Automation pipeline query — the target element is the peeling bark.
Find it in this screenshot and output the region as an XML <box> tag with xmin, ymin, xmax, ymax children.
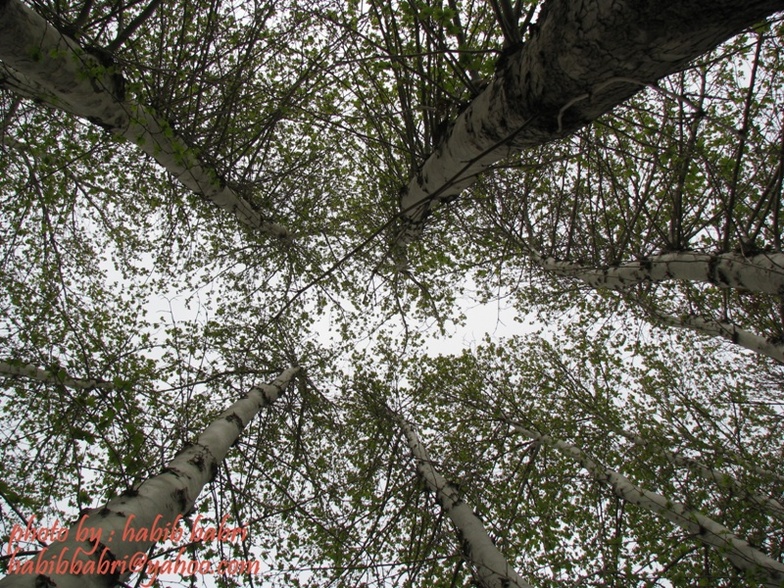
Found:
<box><xmin>0</xmin><ymin>360</ymin><xmax>115</xmax><ymax>391</ymax></box>
<box><xmin>537</xmin><ymin>251</ymin><xmax>784</xmax><ymax>295</ymax></box>
<box><xmin>505</xmin><ymin>418</ymin><xmax>784</xmax><ymax>587</ymax></box>
<box><xmin>396</xmin><ymin>414</ymin><xmax>531</xmax><ymax>588</ymax></box>
<box><xmin>0</xmin><ymin>0</ymin><xmax>289</xmax><ymax>239</ymax></box>
<box><xmin>398</xmin><ymin>0</ymin><xmax>784</xmax><ymax>245</ymax></box>
<box><xmin>0</xmin><ymin>367</ymin><xmax>300</xmax><ymax>588</ymax></box>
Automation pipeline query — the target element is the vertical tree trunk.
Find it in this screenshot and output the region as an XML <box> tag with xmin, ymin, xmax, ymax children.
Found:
<box><xmin>397</xmin><ymin>0</ymin><xmax>784</xmax><ymax>245</ymax></box>
<box><xmin>395</xmin><ymin>413</ymin><xmax>531</xmax><ymax>588</ymax></box>
<box><xmin>504</xmin><ymin>418</ymin><xmax>784</xmax><ymax>587</ymax></box>
<box><xmin>0</xmin><ymin>0</ymin><xmax>289</xmax><ymax>239</ymax></box>
<box><xmin>0</xmin><ymin>367</ymin><xmax>300</xmax><ymax>588</ymax></box>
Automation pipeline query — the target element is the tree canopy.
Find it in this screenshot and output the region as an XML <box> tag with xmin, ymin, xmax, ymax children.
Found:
<box><xmin>1</xmin><ymin>0</ymin><xmax>783</xmax><ymax>586</ymax></box>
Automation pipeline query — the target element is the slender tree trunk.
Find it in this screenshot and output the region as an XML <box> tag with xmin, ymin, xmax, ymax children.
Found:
<box><xmin>0</xmin><ymin>0</ymin><xmax>289</xmax><ymax>239</ymax></box>
<box><xmin>612</xmin><ymin>425</ymin><xmax>784</xmax><ymax>523</ymax></box>
<box><xmin>0</xmin><ymin>367</ymin><xmax>300</xmax><ymax>588</ymax></box>
<box><xmin>527</xmin><ymin>248</ymin><xmax>784</xmax><ymax>362</ymax></box>
<box><xmin>504</xmin><ymin>418</ymin><xmax>784</xmax><ymax>587</ymax></box>
<box><xmin>535</xmin><ymin>251</ymin><xmax>784</xmax><ymax>295</ymax></box>
<box><xmin>654</xmin><ymin>312</ymin><xmax>784</xmax><ymax>364</ymax></box>
<box><xmin>395</xmin><ymin>413</ymin><xmax>531</xmax><ymax>588</ymax></box>
<box><xmin>0</xmin><ymin>360</ymin><xmax>115</xmax><ymax>391</ymax></box>
<box><xmin>398</xmin><ymin>0</ymin><xmax>784</xmax><ymax>245</ymax></box>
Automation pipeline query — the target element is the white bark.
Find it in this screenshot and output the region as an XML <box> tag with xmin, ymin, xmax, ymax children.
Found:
<box><xmin>537</xmin><ymin>251</ymin><xmax>784</xmax><ymax>295</ymax></box>
<box><xmin>0</xmin><ymin>0</ymin><xmax>289</xmax><ymax>239</ymax></box>
<box><xmin>614</xmin><ymin>426</ymin><xmax>784</xmax><ymax>523</ymax></box>
<box><xmin>398</xmin><ymin>0</ymin><xmax>784</xmax><ymax>245</ymax></box>
<box><xmin>0</xmin><ymin>367</ymin><xmax>300</xmax><ymax>588</ymax></box>
<box><xmin>397</xmin><ymin>416</ymin><xmax>531</xmax><ymax>588</ymax></box>
<box><xmin>0</xmin><ymin>360</ymin><xmax>115</xmax><ymax>391</ymax></box>
<box><xmin>531</xmin><ymin>250</ymin><xmax>784</xmax><ymax>362</ymax></box>
<box><xmin>506</xmin><ymin>419</ymin><xmax>784</xmax><ymax>587</ymax></box>
<box><xmin>657</xmin><ymin>313</ymin><xmax>784</xmax><ymax>364</ymax></box>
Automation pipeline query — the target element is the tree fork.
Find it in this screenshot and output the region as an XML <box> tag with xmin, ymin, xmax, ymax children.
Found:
<box><xmin>0</xmin><ymin>367</ymin><xmax>300</xmax><ymax>588</ymax></box>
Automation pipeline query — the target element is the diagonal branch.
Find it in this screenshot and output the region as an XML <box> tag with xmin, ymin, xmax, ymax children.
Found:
<box><xmin>504</xmin><ymin>417</ymin><xmax>784</xmax><ymax>588</ymax></box>
<box><xmin>0</xmin><ymin>0</ymin><xmax>289</xmax><ymax>239</ymax></box>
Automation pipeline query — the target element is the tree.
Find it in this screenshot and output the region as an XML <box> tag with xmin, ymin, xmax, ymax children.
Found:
<box><xmin>0</xmin><ymin>0</ymin><xmax>291</xmax><ymax>238</ymax></box>
<box><xmin>0</xmin><ymin>368</ymin><xmax>299</xmax><ymax>588</ymax></box>
<box><xmin>1</xmin><ymin>0</ymin><xmax>784</xmax><ymax>586</ymax></box>
<box><xmin>396</xmin><ymin>0</ymin><xmax>784</xmax><ymax>245</ymax></box>
<box><xmin>393</xmin><ymin>409</ymin><xmax>530</xmax><ymax>588</ymax></box>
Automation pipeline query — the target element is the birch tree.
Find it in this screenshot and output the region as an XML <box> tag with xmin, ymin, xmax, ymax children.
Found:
<box><xmin>2</xmin><ymin>0</ymin><xmax>784</xmax><ymax>586</ymax></box>
<box><xmin>0</xmin><ymin>0</ymin><xmax>292</xmax><ymax>237</ymax></box>
<box><xmin>394</xmin><ymin>410</ymin><xmax>530</xmax><ymax>588</ymax></box>
<box><xmin>504</xmin><ymin>418</ymin><xmax>784</xmax><ymax>587</ymax></box>
<box><xmin>397</xmin><ymin>326</ymin><xmax>784</xmax><ymax>585</ymax></box>
<box><xmin>0</xmin><ymin>367</ymin><xmax>299</xmax><ymax>588</ymax></box>
<box><xmin>395</xmin><ymin>0</ymin><xmax>784</xmax><ymax>247</ymax></box>
<box><xmin>464</xmin><ymin>22</ymin><xmax>784</xmax><ymax>359</ymax></box>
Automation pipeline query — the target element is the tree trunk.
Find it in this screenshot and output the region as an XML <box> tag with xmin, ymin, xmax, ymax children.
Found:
<box><xmin>529</xmin><ymin>249</ymin><xmax>784</xmax><ymax>363</ymax></box>
<box><xmin>0</xmin><ymin>0</ymin><xmax>289</xmax><ymax>239</ymax></box>
<box><xmin>398</xmin><ymin>0</ymin><xmax>784</xmax><ymax>245</ymax></box>
<box><xmin>505</xmin><ymin>418</ymin><xmax>784</xmax><ymax>587</ymax></box>
<box><xmin>654</xmin><ymin>312</ymin><xmax>784</xmax><ymax>364</ymax></box>
<box><xmin>536</xmin><ymin>251</ymin><xmax>784</xmax><ymax>295</ymax></box>
<box><xmin>396</xmin><ymin>414</ymin><xmax>531</xmax><ymax>588</ymax></box>
<box><xmin>0</xmin><ymin>367</ymin><xmax>300</xmax><ymax>588</ymax></box>
<box><xmin>0</xmin><ymin>360</ymin><xmax>115</xmax><ymax>391</ymax></box>
<box><xmin>613</xmin><ymin>425</ymin><xmax>784</xmax><ymax>523</ymax></box>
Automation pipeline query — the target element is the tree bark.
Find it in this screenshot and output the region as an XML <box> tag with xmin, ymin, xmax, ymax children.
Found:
<box><xmin>398</xmin><ymin>0</ymin><xmax>784</xmax><ymax>246</ymax></box>
<box><xmin>0</xmin><ymin>0</ymin><xmax>289</xmax><ymax>239</ymax></box>
<box><xmin>655</xmin><ymin>312</ymin><xmax>784</xmax><ymax>364</ymax></box>
<box><xmin>528</xmin><ymin>249</ymin><xmax>784</xmax><ymax>363</ymax></box>
<box><xmin>536</xmin><ymin>251</ymin><xmax>784</xmax><ymax>295</ymax></box>
<box><xmin>0</xmin><ymin>367</ymin><xmax>300</xmax><ymax>588</ymax></box>
<box><xmin>505</xmin><ymin>418</ymin><xmax>784</xmax><ymax>587</ymax></box>
<box><xmin>396</xmin><ymin>414</ymin><xmax>531</xmax><ymax>588</ymax></box>
<box><xmin>0</xmin><ymin>360</ymin><xmax>115</xmax><ymax>391</ymax></box>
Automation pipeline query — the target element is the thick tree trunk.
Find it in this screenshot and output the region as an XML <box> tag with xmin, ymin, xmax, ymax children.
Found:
<box><xmin>0</xmin><ymin>0</ymin><xmax>289</xmax><ymax>239</ymax></box>
<box><xmin>0</xmin><ymin>360</ymin><xmax>115</xmax><ymax>391</ymax></box>
<box><xmin>396</xmin><ymin>415</ymin><xmax>531</xmax><ymax>588</ymax></box>
<box><xmin>398</xmin><ymin>0</ymin><xmax>784</xmax><ymax>245</ymax></box>
<box><xmin>505</xmin><ymin>418</ymin><xmax>784</xmax><ymax>587</ymax></box>
<box><xmin>0</xmin><ymin>367</ymin><xmax>300</xmax><ymax>588</ymax></box>
<box><xmin>537</xmin><ymin>252</ymin><xmax>784</xmax><ymax>295</ymax></box>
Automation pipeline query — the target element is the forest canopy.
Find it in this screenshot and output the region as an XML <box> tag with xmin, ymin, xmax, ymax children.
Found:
<box><xmin>1</xmin><ymin>0</ymin><xmax>784</xmax><ymax>586</ymax></box>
